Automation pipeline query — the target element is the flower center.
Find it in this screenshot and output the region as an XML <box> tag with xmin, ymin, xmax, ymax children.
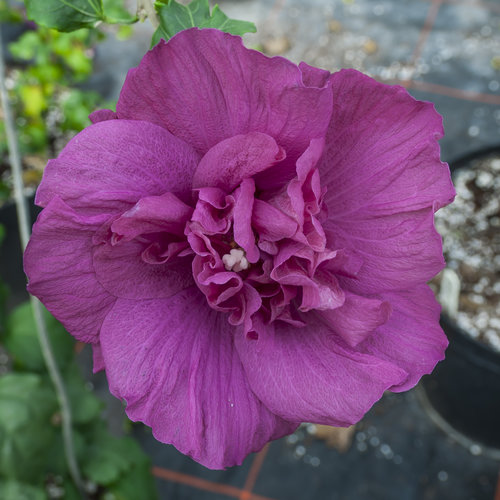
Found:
<box><xmin>222</xmin><ymin>247</ymin><xmax>250</xmax><ymax>272</ymax></box>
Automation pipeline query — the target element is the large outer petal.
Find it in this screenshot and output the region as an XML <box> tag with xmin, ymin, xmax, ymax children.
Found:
<box><xmin>36</xmin><ymin>120</ymin><xmax>200</xmax><ymax>212</ymax></box>
<box><xmin>318</xmin><ymin>70</ymin><xmax>454</xmax><ymax>293</ymax></box>
<box><xmin>324</xmin><ymin>208</ymin><xmax>445</xmax><ymax>293</ymax></box>
<box><xmin>117</xmin><ymin>29</ymin><xmax>333</xmax><ymax>167</ymax></box>
<box><xmin>360</xmin><ymin>285</ymin><xmax>448</xmax><ymax>392</ymax></box>
<box><xmin>92</xmin><ymin>239</ymin><xmax>194</xmax><ymax>300</ymax></box>
<box><xmin>99</xmin><ymin>288</ymin><xmax>297</xmax><ymax>469</ymax></box>
<box><xmin>319</xmin><ymin>69</ymin><xmax>454</xmax><ymax>217</ymax></box>
<box><xmin>235</xmin><ymin>320</ymin><xmax>408</xmax><ymax>426</ymax></box>
<box><xmin>24</xmin><ymin>197</ymin><xmax>115</xmax><ymax>343</ymax></box>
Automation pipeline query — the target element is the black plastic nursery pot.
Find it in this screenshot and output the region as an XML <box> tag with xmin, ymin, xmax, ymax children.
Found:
<box><xmin>422</xmin><ymin>146</ymin><xmax>500</xmax><ymax>453</ymax></box>
<box><xmin>422</xmin><ymin>314</ymin><xmax>500</xmax><ymax>451</ymax></box>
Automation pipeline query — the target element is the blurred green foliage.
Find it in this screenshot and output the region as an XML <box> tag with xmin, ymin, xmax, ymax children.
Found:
<box><xmin>0</xmin><ymin>225</ymin><xmax>157</xmax><ymax>498</ymax></box>
<box><xmin>7</xmin><ymin>25</ymin><xmax>103</xmax><ymax>154</ymax></box>
<box><xmin>0</xmin><ymin>0</ymin><xmax>114</xmax><ymax>203</ymax></box>
<box><xmin>0</xmin><ymin>300</ymin><xmax>157</xmax><ymax>499</ymax></box>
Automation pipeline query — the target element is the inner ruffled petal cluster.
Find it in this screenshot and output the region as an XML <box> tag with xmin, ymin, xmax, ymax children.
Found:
<box><xmin>181</xmin><ymin>136</ymin><xmax>368</xmax><ymax>339</ymax></box>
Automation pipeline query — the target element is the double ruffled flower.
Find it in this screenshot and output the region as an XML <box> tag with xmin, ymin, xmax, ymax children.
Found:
<box><xmin>24</xmin><ymin>28</ymin><xmax>455</xmax><ymax>469</ymax></box>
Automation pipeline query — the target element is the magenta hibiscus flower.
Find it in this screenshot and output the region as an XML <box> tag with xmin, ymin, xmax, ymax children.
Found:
<box><xmin>24</xmin><ymin>28</ymin><xmax>454</xmax><ymax>469</ymax></box>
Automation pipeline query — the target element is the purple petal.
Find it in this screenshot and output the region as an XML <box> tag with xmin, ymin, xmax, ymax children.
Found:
<box><xmin>92</xmin><ymin>343</ymin><xmax>105</xmax><ymax>373</ymax></box>
<box><xmin>235</xmin><ymin>319</ymin><xmax>408</xmax><ymax>426</ymax></box>
<box><xmin>111</xmin><ymin>192</ymin><xmax>193</xmax><ymax>240</ymax></box>
<box><xmin>93</xmin><ymin>237</ymin><xmax>194</xmax><ymax>300</ymax></box>
<box><xmin>252</xmin><ymin>199</ymin><xmax>298</xmax><ymax>242</ymax></box>
<box><xmin>361</xmin><ymin>285</ymin><xmax>448</xmax><ymax>392</ymax></box>
<box><xmin>36</xmin><ymin>120</ymin><xmax>200</xmax><ymax>212</ymax></box>
<box><xmin>192</xmin><ymin>132</ymin><xmax>285</xmax><ymax>192</ymax></box>
<box><xmin>89</xmin><ymin>109</ymin><xmax>117</xmax><ymax>123</ymax></box>
<box><xmin>100</xmin><ymin>288</ymin><xmax>298</xmax><ymax>469</ymax></box>
<box><xmin>24</xmin><ymin>197</ymin><xmax>115</xmax><ymax>343</ymax></box>
<box><xmin>317</xmin><ymin>292</ymin><xmax>392</xmax><ymax>347</ymax></box>
<box><xmin>319</xmin><ymin>69</ymin><xmax>454</xmax><ymax>216</ymax></box>
<box><xmin>117</xmin><ymin>29</ymin><xmax>333</xmax><ymax>165</ymax></box>
<box><xmin>325</xmin><ymin>209</ymin><xmax>445</xmax><ymax>293</ymax></box>
<box><xmin>298</xmin><ymin>61</ymin><xmax>331</xmax><ymax>88</ymax></box>
<box><xmin>233</xmin><ymin>178</ymin><xmax>259</xmax><ymax>263</ymax></box>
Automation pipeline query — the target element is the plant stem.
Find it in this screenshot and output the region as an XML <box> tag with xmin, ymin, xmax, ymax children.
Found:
<box><xmin>0</xmin><ymin>26</ymin><xmax>86</xmax><ymax>499</ymax></box>
<box><xmin>137</xmin><ymin>0</ymin><xmax>159</xmax><ymax>28</ymax></box>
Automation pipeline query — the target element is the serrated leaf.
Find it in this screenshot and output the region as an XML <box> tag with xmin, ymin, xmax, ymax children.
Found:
<box><xmin>0</xmin><ymin>480</ymin><xmax>46</xmax><ymax>500</ymax></box>
<box><xmin>5</xmin><ymin>301</ymin><xmax>75</xmax><ymax>372</ymax></box>
<box><xmin>24</xmin><ymin>0</ymin><xmax>105</xmax><ymax>32</ymax></box>
<box><xmin>102</xmin><ymin>0</ymin><xmax>136</xmax><ymax>23</ymax></box>
<box><xmin>152</xmin><ymin>0</ymin><xmax>256</xmax><ymax>46</ymax></box>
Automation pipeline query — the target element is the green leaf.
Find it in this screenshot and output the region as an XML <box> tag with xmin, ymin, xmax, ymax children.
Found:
<box><xmin>8</xmin><ymin>31</ymin><xmax>40</xmax><ymax>61</ymax></box>
<box><xmin>45</xmin><ymin>428</ymin><xmax>86</xmax><ymax>477</ymax></box>
<box><xmin>82</xmin><ymin>424</ymin><xmax>150</xmax><ymax>486</ymax></box>
<box><xmin>152</xmin><ymin>0</ymin><xmax>256</xmax><ymax>46</ymax></box>
<box><xmin>102</xmin><ymin>0</ymin><xmax>137</xmax><ymax>23</ymax></box>
<box><xmin>4</xmin><ymin>302</ymin><xmax>75</xmax><ymax>372</ymax></box>
<box><xmin>61</xmin><ymin>89</ymin><xmax>100</xmax><ymax>131</ymax></box>
<box><xmin>0</xmin><ymin>2</ymin><xmax>24</xmax><ymax>23</ymax></box>
<box><xmin>0</xmin><ymin>480</ymin><xmax>46</xmax><ymax>500</ymax></box>
<box><xmin>24</xmin><ymin>0</ymin><xmax>105</xmax><ymax>32</ymax></box>
<box><xmin>65</xmin><ymin>364</ymin><xmax>103</xmax><ymax>424</ymax></box>
<box><xmin>0</xmin><ymin>374</ymin><xmax>58</xmax><ymax>482</ymax></box>
<box><xmin>108</xmin><ymin>458</ymin><xmax>157</xmax><ymax>500</ymax></box>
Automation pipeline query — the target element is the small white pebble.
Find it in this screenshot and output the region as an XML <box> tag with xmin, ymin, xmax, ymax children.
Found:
<box><xmin>468</xmin><ymin>125</ymin><xmax>480</xmax><ymax>137</ymax></box>
<box><xmin>476</xmin><ymin>171</ymin><xmax>493</xmax><ymax>188</ymax></box>
<box><xmin>306</xmin><ymin>424</ymin><xmax>317</xmax><ymax>435</ymax></box>
<box><xmin>470</xmin><ymin>444</ymin><xmax>482</xmax><ymax>456</ymax></box>
<box><xmin>470</xmin><ymin>294</ymin><xmax>485</xmax><ymax>305</ymax></box>
<box><xmin>489</xmin><ymin>318</ymin><xmax>500</xmax><ymax>329</ymax></box>
<box><xmin>489</xmin><ymin>80</ymin><xmax>500</xmax><ymax>92</ymax></box>
<box><xmin>295</xmin><ymin>445</ymin><xmax>306</xmax><ymax>457</ymax></box>
<box><xmin>357</xmin><ymin>442</ymin><xmax>368</xmax><ymax>452</ymax></box>
<box><xmin>380</xmin><ymin>444</ymin><xmax>392</xmax><ymax>456</ymax></box>
<box><xmin>438</xmin><ymin>470</ymin><xmax>449</xmax><ymax>482</ymax></box>
<box><xmin>356</xmin><ymin>432</ymin><xmax>366</xmax><ymax>442</ymax></box>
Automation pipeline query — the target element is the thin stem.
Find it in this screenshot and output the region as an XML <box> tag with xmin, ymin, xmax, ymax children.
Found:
<box><xmin>137</xmin><ymin>0</ymin><xmax>160</xmax><ymax>28</ymax></box>
<box><xmin>0</xmin><ymin>25</ymin><xmax>86</xmax><ymax>499</ymax></box>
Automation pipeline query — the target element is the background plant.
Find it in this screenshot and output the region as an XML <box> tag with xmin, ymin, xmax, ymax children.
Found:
<box><xmin>0</xmin><ymin>225</ymin><xmax>157</xmax><ymax>499</ymax></box>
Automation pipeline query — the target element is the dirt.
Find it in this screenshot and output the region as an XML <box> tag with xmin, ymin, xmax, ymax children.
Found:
<box><xmin>433</xmin><ymin>152</ymin><xmax>500</xmax><ymax>352</ymax></box>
